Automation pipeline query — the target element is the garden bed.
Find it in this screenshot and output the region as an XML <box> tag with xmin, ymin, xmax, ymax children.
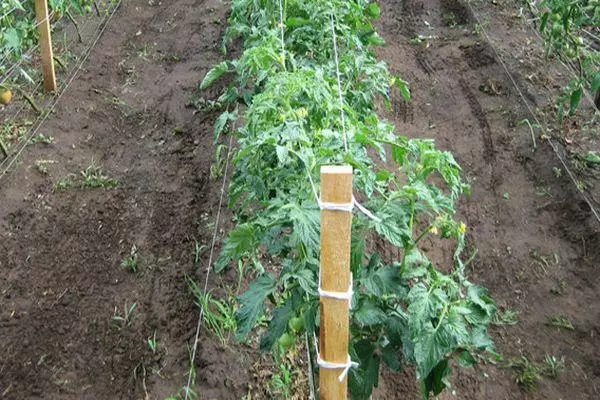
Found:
<box><xmin>0</xmin><ymin>0</ymin><xmax>598</xmax><ymax>398</ymax></box>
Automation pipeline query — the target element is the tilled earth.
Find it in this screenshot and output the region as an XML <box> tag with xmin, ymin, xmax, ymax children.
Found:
<box><xmin>0</xmin><ymin>0</ymin><xmax>598</xmax><ymax>399</ymax></box>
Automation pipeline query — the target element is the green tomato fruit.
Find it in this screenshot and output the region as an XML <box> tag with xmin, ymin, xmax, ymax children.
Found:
<box><xmin>278</xmin><ymin>332</ymin><xmax>294</xmax><ymax>350</ymax></box>
<box><xmin>289</xmin><ymin>316</ymin><xmax>304</xmax><ymax>333</ymax></box>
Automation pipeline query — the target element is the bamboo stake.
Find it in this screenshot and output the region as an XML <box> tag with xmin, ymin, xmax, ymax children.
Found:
<box><xmin>319</xmin><ymin>165</ymin><xmax>353</xmax><ymax>400</ymax></box>
<box><xmin>34</xmin><ymin>0</ymin><xmax>57</xmax><ymax>92</ymax></box>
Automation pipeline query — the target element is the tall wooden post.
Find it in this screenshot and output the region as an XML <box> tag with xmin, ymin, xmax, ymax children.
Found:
<box><xmin>34</xmin><ymin>0</ymin><xmax>57</xmax><ymax>92</ymax></box>
<box><xmin>319</xmin><ymin>165</ymin><xmax>353</xmax><ymax>399</ymax></box>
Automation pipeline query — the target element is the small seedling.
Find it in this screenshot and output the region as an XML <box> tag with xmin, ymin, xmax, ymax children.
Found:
<box><xmin>28</xmin><ymin>133</ymin><xmax>55</xmax><ymax>145</ymax></box>
<box><xmin>179</xmin><ymin>344</ymin><xmax>199</xmax><ymax>399</ymax></box>
<box><xmin>543</xmin><ymin>354</ymin><xmax>565</xmax><ymax>378</ymax></box>
<box><xmin>193</xmin><ymin>240</ymin><xmax>207</xmax><ymax>265</ymax></box>
<box><xmin>34</xmin><ymin>159</ymin><xmax>56</xmax><ymax>175</ymax></box>
<box><xmin>553</xmin><ymin>167</ymin><xmax>562</xmax><ymax>178</ymax></box>
<box><xmin>535</xmin><ymin>187</ymin><xmax>552</xmax><ymax>197</ymax></box>
<box><xmin>518</xmin><ymin>119</ymin><xmax>539</xmax><ymax>150</ymax></box>
<box><xmin>270</xmin><ymin>359</ymin><xmax>295</xmax><ymax>398</ymax></box>
<box><xmin>546</xmin><ymin>315</ymin><xmax>574</xmax><ymax>330</ymax></box>
<box><xmin>188</xmin><ymin>278</ymin><xmax>236</xmax><ymax>345</ymax></box>
<box><xmin>508</xmin><ymin>356</ymin><xmax>541</xmax><ymax>391</ymax></box>
<box><xmin>210</xmin><ymin>144</ymin><xmax>227</xmax><ymax>179</ymax></box>
<box><xmin>138</xmin><ymin>43</ymin><xmax>153</xmax><ymax>59</ymax></box>
<box><xmin>492</xmin><ymin>308</ymin><xmax>520</xmax><ymax>325</ymax></box>
<box><xmin>147</xmin><ymin>331</ymin><xmax>158</xmax><ymax>354</ymax></box>
<box><xmin>583</xmin><ymin>151</ymin><xmax>600</xmax><ymax>165</ymax></box>
<box><xmin>112</xmin><ymin>302</ymin><xmax>138</xmax><ymax>329</ymax></box>
<box><xmin>530</xmin><ymin>250</ymin><xmax>559</xmax><ymax>273</ymax></box>
<box><xmin>121</xmin><ymin>245</ymin><xmax>139</xmax><ymax>273</ymax></box>
<box><xmin>441</xmin><ymin>12</ymin><xmax>458</xmax><ymax>27</ymax></box>
<box><xmin>80</xmin><ymin>164</ymin><xmax>119</xmax><ymax>188</ymax></box>
<box><xmin>188</xmin><ymin>96</ymin><xmax>223</xmax><ymax>113</ymax></box>
<box><xmin>54</xmin><ymin>177</ymin><xmax>73</xmax><ymax>192</ymax></box>
<box><xmin>550</xmin><ymin>280</ymin><xmax>567</xmax><ymax>295</ymax></box>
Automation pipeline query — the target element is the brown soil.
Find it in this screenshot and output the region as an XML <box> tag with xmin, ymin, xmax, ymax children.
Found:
<box><xmin>1</xmin><ymin>0</ymin><xmax>256</xmax><ymax>399</ymax></box>
<box><xmin>374</xmin><ymin>0</ymin><xmax>600</xmax><ymax>398</ymax></box>
<box><xmin>1</xmin><ymin>0</ymin><xmax>598</xmax><ymax>399</ymax></box>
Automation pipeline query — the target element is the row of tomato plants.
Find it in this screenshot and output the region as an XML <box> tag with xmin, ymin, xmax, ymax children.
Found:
<box><xmin>536</xmin><ymin>0</ymin><xmax>599</xmax><ymax>116</ymax></box>
<box><xmin>201</xmin><ymin>0</ymin><xmax>496</xmax><ymax>397</ymax></box>
<box><xmin>1</xmin><ymin>0</ymin><xmax>97</xmax><ymax>63</ymax></box>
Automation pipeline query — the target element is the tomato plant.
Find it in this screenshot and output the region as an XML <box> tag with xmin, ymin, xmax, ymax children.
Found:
<box><xmin>202</xmin><ymin>0</ymin><xmax>496</xmax><ymax>398</ymax></box>
<box><xmin>0</xmin><ymin>0</ymin><xmax>96</xmax><ymax>69</ymax></box>
<box><xmin>538</xmin><ymin>0</ymin><xmax>600</xmax><ymax>116</ymax></box>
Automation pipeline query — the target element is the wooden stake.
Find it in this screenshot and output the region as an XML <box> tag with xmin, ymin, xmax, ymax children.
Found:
<box><xmin>34</xmin><ymin>0</ymin><xmax>57</xmax><ymax>92</ymax></box>
<box><xmin>319</xmin><ymin>165</ymin><xmax>353</xmax><ymax>400</ymax></box>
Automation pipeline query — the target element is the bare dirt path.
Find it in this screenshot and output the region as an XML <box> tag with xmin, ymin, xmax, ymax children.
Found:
<box><xmin>375</xmin><ymin>0</ymin><xmax>599</xmax><ymax>398</ymax></box>
<box><xmin>0</xmin><ymin>1</ymin><xmax>253</xmax><ymax>399</ymax></box>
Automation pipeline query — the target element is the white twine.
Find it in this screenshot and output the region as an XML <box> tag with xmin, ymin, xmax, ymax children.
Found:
<box><xmin>329</xmin><ymin>11</ymin><xmax>348</xmax><ymax>152</ymax></box>
<box><xmin>317</xmin><ymin>353</ymin><xmax>359</xmax><ymax>382</ymax></box>
<box><xmin>318</xmin><ymin>272</ymin><xmax>354</xmax><ymax>302</ymax></box>
<box><xmin>316</xmin><ymin>271</ymin><xmax>357</xmax><ymax>380</ymax></box>
<box><xmin>277</xmin><ymin>0</ymin><xmax>285</xmax><ymax>55</ymax></box>
<box><xmin>353</xmin><ymin>197</ymin><xmax>382</xmax><ymax>223</ymax></box>
<box><xmin>319</xmin><ymin>199</ymin><xmax>354</xmax><ymax>212</ymax></box>
<box><xmin>317</xmin><ymin>194</ymin><xmax>382</xmax><ymax>223</ymax></box>
<box><xmin>313</xmin><ymin>334</ymin><xmax>359</xmax><ymax>382</ymax></box>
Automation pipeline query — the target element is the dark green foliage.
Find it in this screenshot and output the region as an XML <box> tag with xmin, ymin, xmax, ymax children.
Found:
<box><xmin>202</xmin><ymin>0</ymin><xmax>497</xmax><ymax>397</ymax></box>
<box><xmin>538</xmin><ymin>0</ymin><xmax>599</xmax><ymax>116</ymax></box>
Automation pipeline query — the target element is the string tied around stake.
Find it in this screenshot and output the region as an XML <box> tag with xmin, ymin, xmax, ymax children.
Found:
<box><xmin>313</xmin><ymin>334</ymin><xmax>359</xmax><ymax>382</ymax></box>
<box><xmin>317</xmin><ymin>352</ymin><xmax>359</xmax><ymax>382</ymax></box>
<box><xmin>318</xmin><ymin>272</ymin><xmax>354</xmax><ymax>303</ymax></box>
<box><xmin>317</xmin><ymin>195</ymin><xmax>382</xmax><ymax>223</ymax></box>
<box><xmin>316</xmin><ymin>192</ymin><xmax>359</xmax><ymax>381</ymax></box>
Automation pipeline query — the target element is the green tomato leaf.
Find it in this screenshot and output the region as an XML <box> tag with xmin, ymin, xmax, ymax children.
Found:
<box><xmin>471</xmin><ymin>326</ymin><xmax>495</xmax><ymax>351</ymax></box>
<box><xmin>286</xmin><ymin>17</ymin><xmax>310</xmax><ymax>27</ymax></box>
<box><xmin>349</xmin><ymin>340</ymin><xmax>380</xmax><ymax>400</ymax></box>
<box><xmin>200</xmin><ymin>61</ymin><xmax>230</xmax><ymax>90</ymax></box>
<box><xmin>402</xmin><ymin>248</ymin><xmax>431</xmax><ymax>279</ymax></box>
<box><xmin>351</xmin><ymin>234</ymin><xmax>366</xmax><ymax>273</ymax></box>
<box><xmin>373</xmin><ymin>200</ymin><xmax>411</xmax><ymax>247</ymax></box>
<box><xmin>584</xmin><ymin>151</ymin><xmax>600</xmax><ymax>164</ymax></box>
<box><xmin>4</xmin><ymin>28</ymin><xmax>21</xmax><ymax>53</ymax></box>
<box><xmin>260</xmin><ymin>297</ymin><xmax>293</xmax><ymax>351</ymax></box>
<box><xmin>214</xmin><ymin>110</ymin><xmax>237</xmax><ymax>143</ymax></box>
<box><xmin>395</xmin><ymin>77</ymin><xmax>411</xmax><ymax>101</ymax></box>
<box><xmin>235</xmin><ymin>273</ymin><xmax>277</xmax><ymax>341</ymax></box>
<box><xmin>467</xmin><ymin>285</ymin><xmax>497</xmax><ymax>323</ymax></box>
<box><xmin>458</xmin><ymin>350</ymin><xmax>476</xmax><ymax>368</ymax></box>
<box><xmin>361</xmin><ymin>263</ymin><xmax>404</xmax><ymax>298</ymax></box>
<box><xmin>354</xmin><ymin>299</ymin><xmax>388</xmax><ymax>327</ymax></box>
<box><xmin>591</xmin><ymin>71</ymin><xmax>600</xmax><ymax>92</ymax></box>
<box><xmin>385</xmin><ymin>312</ymin><xmax>408</xmax><ymax>347</ymax></box>
<box><xmin>407</xmin><ymin>283</ymin><xmax>443</xmax><ymax>328</ymax></box>
<box><xmin>364</xmin><ymin>32</ymin><xmax>386</xmax><ymax>46</ymax></box>
<box><xmin>413</xmin><ymin>322</ymin><xmax>455</xmax><ymax>379</ymax></box>
<box><xmin>381</xmin><ymin>343</ymin><xmax>402</xmax><ymax>371</ymax></box>
<box><xmin>365</xmin><ymin>3</ymin><xmax>381</xmax><ymax>19</ymax></box>
<box><xmin>569</xmin><ymin>87</ymin><xmax>583</xmax><ymax>115</ymax></box>
<box><xmin>539</xmin><ymin>12</ymin><xmax>550</xmax><ymax>32</ymax></box>
<box><xmin>275</xmin><ymin>145</ymin><xmax>289</xmax><ymax>164</ymax></box>
<box><xmin>285</xmin><ymin>204</ymin><xmax>320</xmax><ymax>251</ymax></box>
<box><xmin>421</xmin><ymin>359</ymin><xmax>451</xmax><ymax>398</ymax></box>
<box><xmin>215</xmin><ymin>223</ymin><xmax>259</xmax><ymax>272</ymax></box>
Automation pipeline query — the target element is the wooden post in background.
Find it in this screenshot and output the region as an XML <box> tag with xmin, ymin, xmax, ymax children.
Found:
<box><xmin>319</xmin><ymin>165</ymin><xmax>353</xmax><ymax>400</ymax></box>
<box><xmin>34</xmin><ymin>0</ymin><xmax>57</xmax><ymax>92</ymax></box>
